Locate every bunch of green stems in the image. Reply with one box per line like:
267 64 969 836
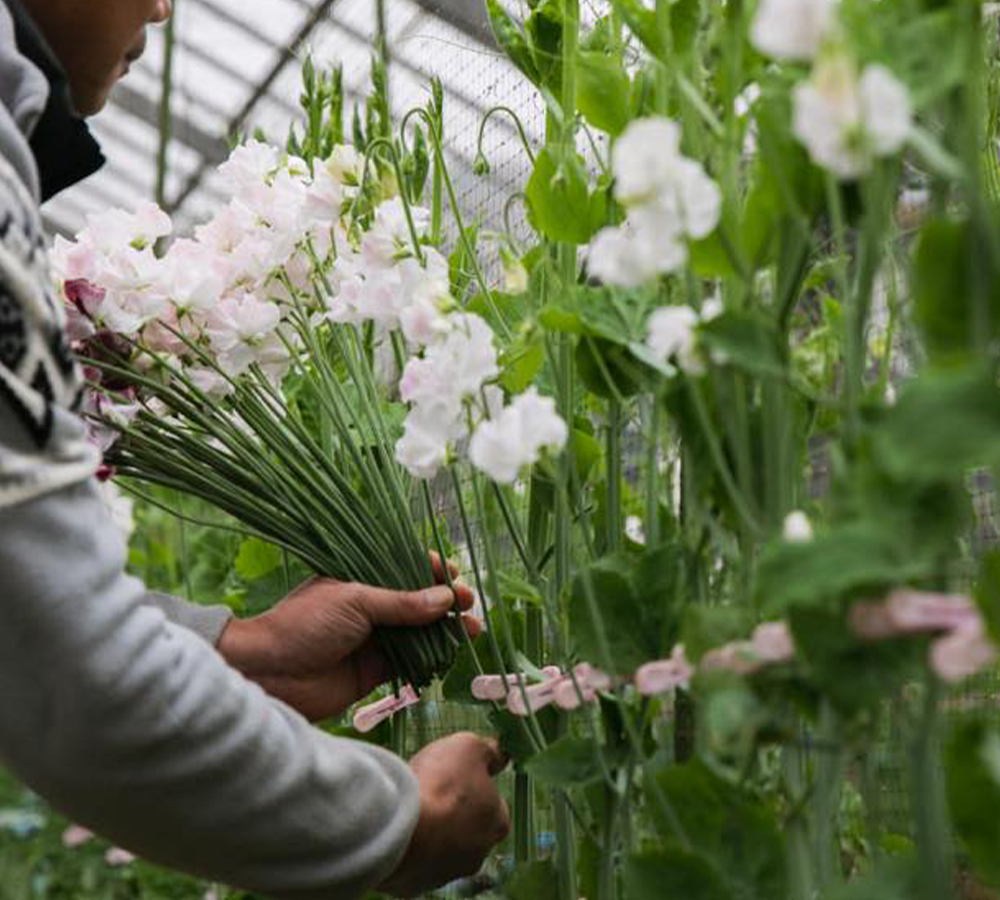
88 289 462 689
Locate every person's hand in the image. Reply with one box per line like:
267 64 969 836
217 555 479 720
380 733 511 898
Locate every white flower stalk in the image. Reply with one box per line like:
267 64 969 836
750 0 837 61
469 388 568 484
589 117 721 287
792 58 912 180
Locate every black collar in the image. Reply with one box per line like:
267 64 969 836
3 0 104 201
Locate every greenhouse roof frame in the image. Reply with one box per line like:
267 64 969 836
41 0 518 240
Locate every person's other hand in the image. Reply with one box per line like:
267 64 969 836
217 555 479 720
380 733 510 898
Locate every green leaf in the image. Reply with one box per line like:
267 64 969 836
500 339 545 394
913 218 1000 360
577 51 631 135
505 860 560 900
682 605 754 662
756 521 933 617
788 606 922 713
689 230 738 278
526 148 596 244
872 364 1000 482
946 721 1000 886
611 0 664 57
526 0 564 93
498 570 544 607
670 0 701 56
569 545 680 673
649 759 787 900
234 537 282 581
975 551 1000 645
486 0 539 83
576 336 651 398
624 849 733 900
524 735 605 787
699 311 786 379
823 857 919 900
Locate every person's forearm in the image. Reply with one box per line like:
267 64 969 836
0 471 419 899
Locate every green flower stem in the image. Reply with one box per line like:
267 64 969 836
476 105 537 166
784 740 816 900
470 471 548 751
812 704 843 892
912 677 955 900
606 398 623 552
397 107 511 338
685 377 763 537
514 773 533 864
643 396 662 548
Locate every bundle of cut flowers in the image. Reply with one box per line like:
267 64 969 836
52 132 497 688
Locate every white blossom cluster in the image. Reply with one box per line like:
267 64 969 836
588 117 722 287
53 140 364 396
750 0 913 179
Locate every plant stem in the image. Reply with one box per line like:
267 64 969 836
912 677 955 900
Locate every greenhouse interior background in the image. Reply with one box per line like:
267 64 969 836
7 0 1000 897
42 0 541 242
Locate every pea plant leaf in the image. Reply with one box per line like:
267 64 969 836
699 311 787 379
624 848 733 900
648 759 788 900
526 148 598 244
524 735 606 787
577 51 632 135
946 721 1000 887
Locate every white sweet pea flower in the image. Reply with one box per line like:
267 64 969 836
792 58 912 180
612 117 683 206
665 157 723 240
589 116 721 287
469 388 568 484
217 140 280 195
589 209 688 287
645 305 703 375
395 407 455 479
750 0 837 61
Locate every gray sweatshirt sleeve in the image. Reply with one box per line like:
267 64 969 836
143 590 233 646
0 149 420 898
0 471 420 898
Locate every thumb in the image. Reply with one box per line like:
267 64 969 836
353 584 456 627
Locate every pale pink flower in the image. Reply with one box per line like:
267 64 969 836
507 679 560 716
635 645 694 695
61 825 94 848
750 621 795 664
701 622 793 676
104 847 136 867
471 673 522 701
353 684 420 733
553 664 611 709
849 589 980 639
931 620 999 683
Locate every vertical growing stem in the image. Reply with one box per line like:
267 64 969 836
912 677 955 900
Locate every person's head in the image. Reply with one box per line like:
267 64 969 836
20 0 172 116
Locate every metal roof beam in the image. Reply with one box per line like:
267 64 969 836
112 81 229 166
408 0 496 48
167 0 340 213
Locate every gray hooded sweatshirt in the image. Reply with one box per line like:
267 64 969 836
0 2 419 896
